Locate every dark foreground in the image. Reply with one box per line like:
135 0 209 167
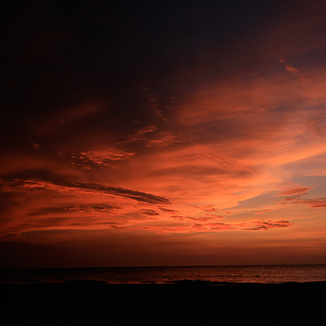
2 281 326 325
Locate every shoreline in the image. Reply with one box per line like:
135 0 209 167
1 279 326 285
2 282 325 324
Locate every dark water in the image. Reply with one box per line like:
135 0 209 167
1 264 326 284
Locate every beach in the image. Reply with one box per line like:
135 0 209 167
2 281 325 325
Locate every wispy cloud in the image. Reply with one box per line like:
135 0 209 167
279 56 308 85
77 148 135 169
146 131 183 148
0 173 172 238
277 185 326 208
118 124 184 149
282 196 326 208
171 215 217 222
1 174 170 204
136 219 293 234
54 148 135 171
254 209 274 215
277 187 313 196
80 149 134 163
27 141 41 150
29 204 118 216
138 86 172 122
240 220 293 231
120 125 158 144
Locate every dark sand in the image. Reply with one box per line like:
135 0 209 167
2 281 325 325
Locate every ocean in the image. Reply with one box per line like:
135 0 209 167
1 264 326 284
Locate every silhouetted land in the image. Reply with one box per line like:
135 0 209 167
2 281 325 325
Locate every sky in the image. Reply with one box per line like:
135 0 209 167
1 0 326 268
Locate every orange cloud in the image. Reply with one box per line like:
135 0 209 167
254 209 274 215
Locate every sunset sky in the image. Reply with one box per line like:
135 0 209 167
1 0 326 267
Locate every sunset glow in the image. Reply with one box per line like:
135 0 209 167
1 0 326 267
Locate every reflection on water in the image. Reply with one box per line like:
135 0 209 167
1 264 326 284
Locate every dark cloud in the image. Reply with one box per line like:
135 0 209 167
242 220 293 231
278 187 313 196
277 186 326 208
29 204 118 216
172 215 216 222
1 174 170 204
142 209 159 216
283 197 326 208
159 207 179 213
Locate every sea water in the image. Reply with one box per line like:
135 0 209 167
1 264 326 284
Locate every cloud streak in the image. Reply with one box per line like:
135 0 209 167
277 187 313 196
1 174 170 204
136 220 293 234
279 56 308 85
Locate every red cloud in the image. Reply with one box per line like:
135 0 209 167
80 148 134 163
